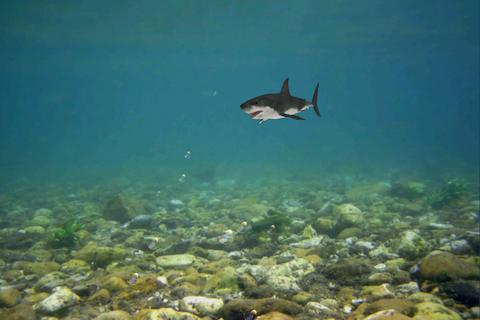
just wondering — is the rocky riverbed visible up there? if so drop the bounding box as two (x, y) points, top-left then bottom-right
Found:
(0, 176), (478, 319)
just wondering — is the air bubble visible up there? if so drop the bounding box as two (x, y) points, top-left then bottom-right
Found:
(178, 173), (187, 183)
(184, 150), (192, 159)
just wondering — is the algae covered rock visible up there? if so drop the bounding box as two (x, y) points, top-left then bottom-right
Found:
(363, 298), (415, 316)
(363, 309), (413, 320)
(204, 266), (239, 293)
(390, 181), (425, 199)
(103, 276), (128, 292)
(94, 310), (132, 320)
(360, 284), (395, 301)
(74, 241), (127, 268)
(0, 286), (22, 307)
(413, 302), (461, 320)
(237, 258), (314, 294)
(103, 194), (146, 223)
(135, 307), (201, 320)
(21, 261), (61, 276)
(390, 230), (430, 260)
(155, 254), (196, 268)
(34, 286), (80, 314)
(335, 203), (363, 228)
(418, 251), (480, 282)
(257, 311), (294, 320)
(324, 258), (372, 286)
(0, 303), (36, 320)
(219, 298), (302, 320)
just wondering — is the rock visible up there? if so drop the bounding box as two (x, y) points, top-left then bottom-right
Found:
(391, 230), (430, 260)
(335, 204), (363, 229)
(338, 227), (363, 239)
(219, 298), (302, 320)
(291, 291), (314, 305)
(155, 254), (196, 268)
(390, 181), (425, 199)
(360, 284), (395, 301)
(0, 303), (36, 320)
(256, 311), (294, 320)
(314, 217), (335, 234)
(61, 259), (90, 274)
(368, 273), (392, 285)
(34, 271), (67, 292)
(74, 242), (127, 268)
(363, 299), (415, 316)
(171, 282), (201, 298)
(413, 302), (462, 320)
(94, 310), (132, 320)
(353, 240), (376, 253)
(88, 288), (111, 304)
(204, 266), (239, 293)
(238, 272), (257, 291)
(0, 286), (22, 307)
(276, 251), (295, 264)
(103, 194), (145, 223)
(363, 309), (413, 319)
(136, 308), (200, 320)
(418, 251), (480, 282)
(439, 280), (480, 307)
(324, 258), (372, 286)
(24, 292), (49, 305)
(20, 261), (61, 276)
(407, 292), (444, 305)
(447, 239), (472, 255)
(206, 249), (228, 261)
(179, 296), (224, 317)
(103, 276), (128, 292)
(395, 281), (419, 295)
(24, 226), (46, 236)
(289, 236), (324, 249)
(237, 258), (314, 294)
(305, 301), (335, 317)
(156, 276), (168, 287)
(34, 286), (80, 314)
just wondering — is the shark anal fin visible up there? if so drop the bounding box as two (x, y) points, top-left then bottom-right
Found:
(281, 113), (305, 120)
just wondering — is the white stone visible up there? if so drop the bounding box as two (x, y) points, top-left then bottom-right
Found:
(156, 276), (168, 287)
(34, 286), (80, 314)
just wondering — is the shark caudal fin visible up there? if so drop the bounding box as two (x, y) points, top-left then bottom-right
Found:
(312, 83), (320, 117)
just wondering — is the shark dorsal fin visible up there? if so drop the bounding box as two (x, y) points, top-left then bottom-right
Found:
(280, 78), (290, 96)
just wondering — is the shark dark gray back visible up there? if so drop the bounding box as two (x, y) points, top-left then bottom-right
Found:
(240, 78), (320, 123)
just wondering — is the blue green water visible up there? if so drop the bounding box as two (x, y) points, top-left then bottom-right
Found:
(0, 0), (478, 184)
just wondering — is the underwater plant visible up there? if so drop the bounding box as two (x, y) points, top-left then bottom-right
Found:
(429, 178), (468, 209)
(47, 219), (83, 248)
(243, 209), (291, 247)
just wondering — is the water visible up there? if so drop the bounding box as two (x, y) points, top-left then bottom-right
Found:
(0, 1), (478, 319)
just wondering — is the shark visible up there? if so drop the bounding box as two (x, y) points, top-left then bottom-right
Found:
(240, 78), (320, 123)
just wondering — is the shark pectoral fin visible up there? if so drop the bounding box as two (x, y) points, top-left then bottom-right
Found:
(281, 113), (305, 120)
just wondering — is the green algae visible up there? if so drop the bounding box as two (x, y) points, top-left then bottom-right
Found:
(46, 219), (83, 249)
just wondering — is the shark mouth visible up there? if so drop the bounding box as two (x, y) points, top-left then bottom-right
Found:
(249, 110), (262, 118)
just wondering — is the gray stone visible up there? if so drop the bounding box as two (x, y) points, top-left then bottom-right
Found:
(179, 296), (224, 317)
(156, 254), (196, 268)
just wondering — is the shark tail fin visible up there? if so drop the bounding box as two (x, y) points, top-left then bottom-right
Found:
(312, 83), (320, 117)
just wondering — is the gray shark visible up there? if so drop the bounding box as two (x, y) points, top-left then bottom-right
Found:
(240, 78), (320, 123)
